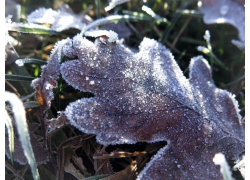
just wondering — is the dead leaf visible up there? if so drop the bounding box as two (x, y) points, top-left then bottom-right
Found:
(101, 160), (137, 180)
(27, 4), (92, 32)
(57, 135), (93, 180)
(31, 38), (72, 147)
(64, 153), (85, 180)
(93, 146), (115, 175)
(201, 0), (245, 47)
(46, 112), (69, 135)
(60, 35), (244, 179)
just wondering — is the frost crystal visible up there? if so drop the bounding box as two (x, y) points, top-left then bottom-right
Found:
(105, 0), (130, 11)
(59, 35), (244, 179)
(27, 8), (58, 24)
(203, 30), (210, 42)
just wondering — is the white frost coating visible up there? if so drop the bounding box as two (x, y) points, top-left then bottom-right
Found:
(6, 21), (52, 31)
(45, 81), (53, 90)
(213, 153), (234, 180)
(15, 59), (24, 66)
(51, 11), (87, 32)
(138, 37), (198, 112)
(142, 5), (156, 17)
(203, 30), (210, 42)
(27, 6), (91, 32)
(85, 30), (118, 42)
(136, 142), (170, 180)
(64, 98), (96, 133)
(224, 91), (242, 122)
(62, 38), (75, 58)
(105, 0), (130, 11)
(213, 153), (226, 165)
(27, 8), (58, 24)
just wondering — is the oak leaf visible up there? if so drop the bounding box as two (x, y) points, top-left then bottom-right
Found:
(60, 35), (244, 179)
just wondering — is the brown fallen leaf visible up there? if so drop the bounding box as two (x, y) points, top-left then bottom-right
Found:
(31, 38), (72, 147)
(101, 160), (137, 180)
(56, 135), (94, 180)
(59, 35), (244, 179)
(93, 146), (115, 175)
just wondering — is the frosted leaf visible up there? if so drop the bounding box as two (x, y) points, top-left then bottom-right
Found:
(31, 38), (70, 145)
(201, 0), (245, 47)
(105, 0), (130, 11)
(51, 11), (87, 32)
(27, 8), (58, 24)
(27, 4), (92, 32)
(60, 35), (244, 179)
(85, 30), (118, 42)
(46, 112), (69, 135)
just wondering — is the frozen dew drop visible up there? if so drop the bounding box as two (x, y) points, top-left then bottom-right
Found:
(15, 60), (24, 66)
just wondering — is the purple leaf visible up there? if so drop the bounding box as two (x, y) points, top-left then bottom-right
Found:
(201, 0), (245, 47)
(60, 35), (244, 179)
(31, 38), (71, 146)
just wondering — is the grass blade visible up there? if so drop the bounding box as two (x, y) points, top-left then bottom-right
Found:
(5, 91), (40, 180)
(5, 74), (35, 82)
(7, 22), (58, 35)
(213, 153), (234, 180)
(15, 58), (47, 66)
(5, 111), (15, 165)
(23, 101), (40, 108)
